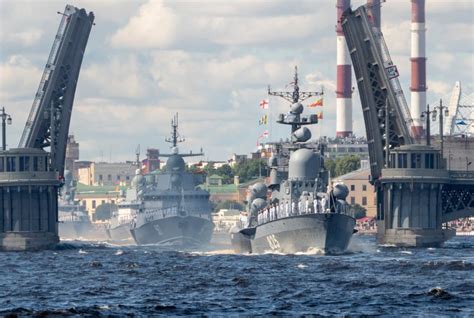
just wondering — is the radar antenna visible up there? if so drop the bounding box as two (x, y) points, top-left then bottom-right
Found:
(165, 113), (185, 147)
(268, 66), (323, 103)
(135, 144), (140, 166)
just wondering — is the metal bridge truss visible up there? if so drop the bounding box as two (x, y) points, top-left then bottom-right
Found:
(442, 175), (474, 222)
(19, 5), (94, 177)
(341, 6), (413, 181)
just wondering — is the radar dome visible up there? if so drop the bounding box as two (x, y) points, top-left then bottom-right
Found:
(165, 154), (185, 172)
(292, 127), (311, 142)
(288, 148), (320, 181)
(131, 174), (145, 188)
(290, 102), (304, 115)
(251, 182), (267, 199)
(333, 183), (349, 200)
(250, 198), (267, 214)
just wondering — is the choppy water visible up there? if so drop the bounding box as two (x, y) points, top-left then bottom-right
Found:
(1, 235), (473, 316)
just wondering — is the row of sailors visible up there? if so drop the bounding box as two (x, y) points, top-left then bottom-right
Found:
(257, 197), (328, 225)
(143, 207), (178, 220)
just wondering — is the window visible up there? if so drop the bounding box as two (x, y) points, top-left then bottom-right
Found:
(390, 154), (396, 168)
(92, 200), (96, 209)
(111, 200), (115, 204)
(32, 157), (38, 171)
(6, 157), (16, 172)
(82, 200), (86, 207)
(117, 175), (121, 181)
(99, 174), (103, 181)
(19, 156), (30, 171)
(126, 176), (130, 181)
(350, 185), (355, 191)
(108, 174), (112, 181)
(350, 197), (355, 204)
(398, 153), (408, 168)
(425, 153), (434, 169)
(101, 200), (106, 205)
(411, 153), (422, 169)
(0, 157), (4, 172)
(362, 197), (367, 206)
(362, 184), (367, 191)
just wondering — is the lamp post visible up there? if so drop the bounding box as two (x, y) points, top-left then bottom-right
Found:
(420, 103), (433, 146)
(1, 107), (12, 151)
(433, 99), (449, 167)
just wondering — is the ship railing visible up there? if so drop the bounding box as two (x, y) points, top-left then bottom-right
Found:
(255, 200), (349, 225)
(142, 206), (179, 223)
(59, 215), (81, 222)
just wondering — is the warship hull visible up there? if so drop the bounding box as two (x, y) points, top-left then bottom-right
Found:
(106, 223), (133, 242)
(130, 215), (214, 246)
(232, 213), (356, 254)
(59, 221), (94, 240)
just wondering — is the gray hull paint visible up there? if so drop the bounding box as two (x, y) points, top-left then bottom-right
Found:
(107, 223), (133, 242)
(232, 213), (356, 254)
(130, 216), (214, 246)
(59, 221), (93, 240)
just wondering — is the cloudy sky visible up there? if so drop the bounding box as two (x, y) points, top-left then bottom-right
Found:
(0, 0), (472, 162)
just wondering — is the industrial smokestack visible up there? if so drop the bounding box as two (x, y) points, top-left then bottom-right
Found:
(410, 0), (427, 137)
(366, 0), (381, 33)
(336, 0), (352, 138)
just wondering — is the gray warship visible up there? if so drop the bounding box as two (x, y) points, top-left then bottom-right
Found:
(231, 67), (356, 254)
(106, 179), (140, 242)
(130, 114), (215, 246)
(58, 170), (96, 240)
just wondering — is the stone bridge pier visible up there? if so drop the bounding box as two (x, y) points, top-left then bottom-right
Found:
(375, 144), (474, 248)
(377, 145), (457, 247)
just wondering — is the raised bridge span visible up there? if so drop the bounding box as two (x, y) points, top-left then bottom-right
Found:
(342, 6), (473, 247)
(0, 5), (94, 251)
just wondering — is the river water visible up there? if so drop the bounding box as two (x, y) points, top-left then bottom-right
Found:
(1, 235), (473, 316)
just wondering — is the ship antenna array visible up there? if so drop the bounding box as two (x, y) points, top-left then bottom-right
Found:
(267, 66), (323, 103)
(165, 113), (185, 147)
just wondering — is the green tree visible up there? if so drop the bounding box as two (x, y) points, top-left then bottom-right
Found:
(232, 159), (268, 183)
(214, 200), (245, 212)
(215, 164), (234, 184)
(349, 203), (367, 219)
(325, 158), (337, 178)
(94, 203), (118, 221)
(335, 155), (361, 177)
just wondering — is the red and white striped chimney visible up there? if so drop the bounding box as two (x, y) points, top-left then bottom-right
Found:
(410, 0), (427, 138)
(336, 0), (352, 138)
(366, 0), (381, 34)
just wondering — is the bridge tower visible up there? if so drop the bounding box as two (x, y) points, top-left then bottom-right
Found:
(341, 6), (473, 247)
(0, 5), (94, 251)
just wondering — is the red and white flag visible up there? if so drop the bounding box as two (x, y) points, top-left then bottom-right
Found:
(259, 99), (269, 109)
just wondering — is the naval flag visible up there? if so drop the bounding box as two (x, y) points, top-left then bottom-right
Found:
(308, 98), (323, 107)
(260, 99), (269, 109)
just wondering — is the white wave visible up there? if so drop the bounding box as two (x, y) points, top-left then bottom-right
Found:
(115, 250), (124, 255)
(297, 264), (308, 269)
(78, 249), (88, 254)
(400, 250), (413, 255)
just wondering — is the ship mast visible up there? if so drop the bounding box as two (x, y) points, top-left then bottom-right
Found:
(161, 113), (204, 157)
(165, 113), (185, 148)
(268, 66), (324, 133)
(268, 66), (323, 104)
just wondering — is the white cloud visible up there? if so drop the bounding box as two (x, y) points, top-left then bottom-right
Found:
(0, 0), (472, 161)
(110, 0), (332, 49)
